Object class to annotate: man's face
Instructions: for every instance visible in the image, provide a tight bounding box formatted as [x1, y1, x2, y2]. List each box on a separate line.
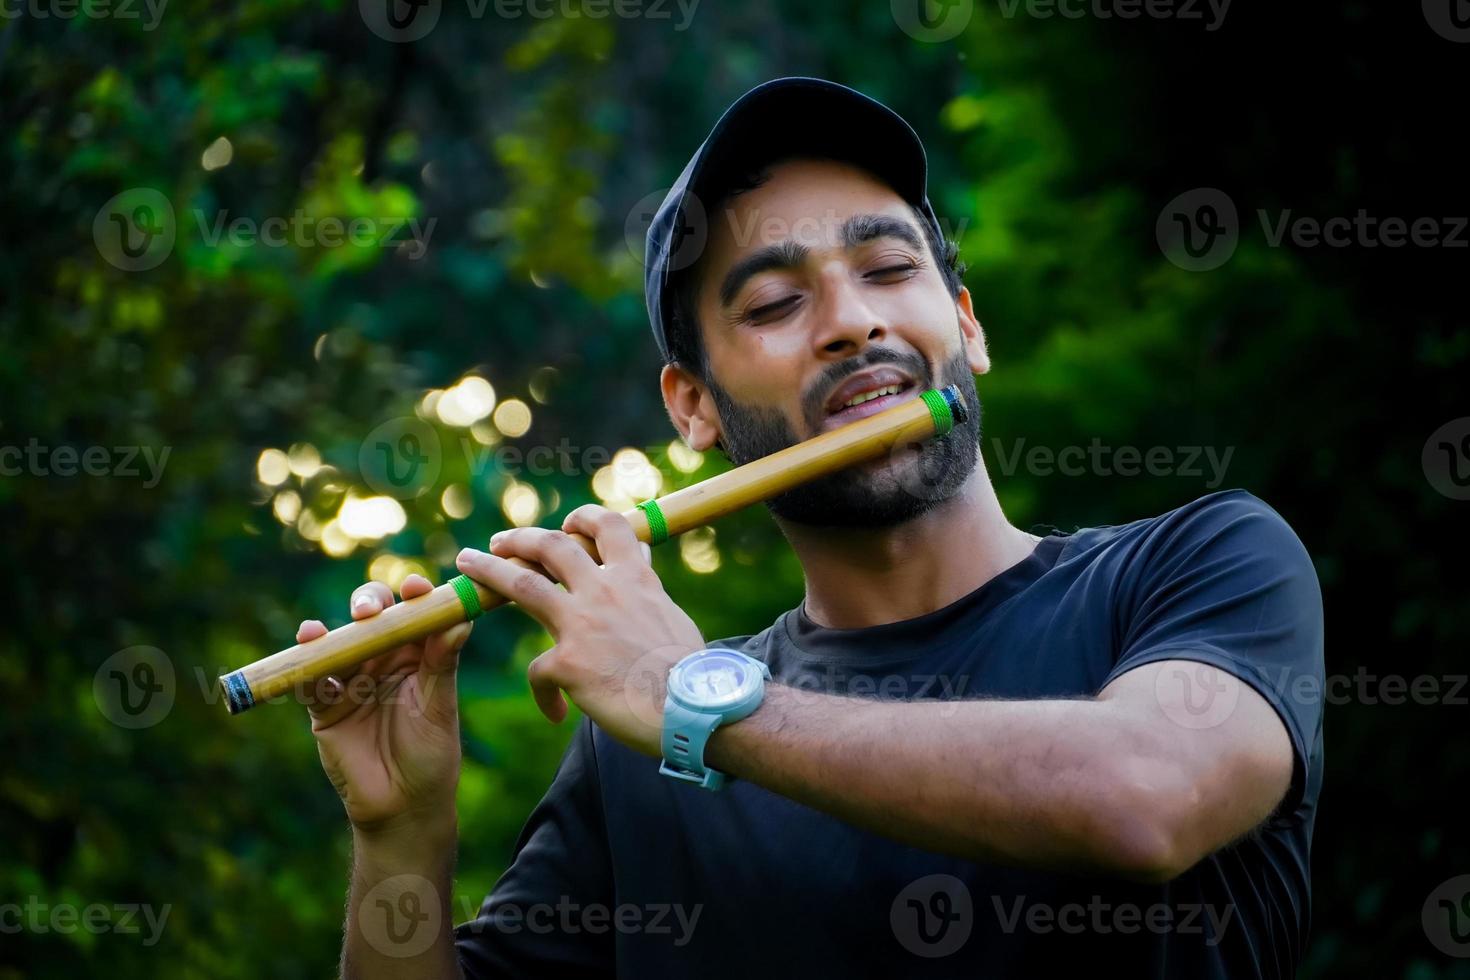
[667, 158, 990, 527]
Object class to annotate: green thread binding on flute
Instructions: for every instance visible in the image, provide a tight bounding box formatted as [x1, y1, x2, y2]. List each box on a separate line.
[919, 388, 954, 437]
[636, 499, 669, 545]
[450, 574, 483, 620]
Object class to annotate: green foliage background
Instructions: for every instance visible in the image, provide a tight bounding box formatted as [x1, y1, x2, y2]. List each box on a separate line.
[1, 2, 1464, 977]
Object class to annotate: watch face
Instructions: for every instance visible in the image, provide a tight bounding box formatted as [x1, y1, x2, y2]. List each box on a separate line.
[669, 650, 762, 710]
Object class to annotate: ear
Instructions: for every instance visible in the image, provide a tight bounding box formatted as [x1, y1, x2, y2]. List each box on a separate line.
[660, 363, 724, 451]
[954, 287, 990, 376]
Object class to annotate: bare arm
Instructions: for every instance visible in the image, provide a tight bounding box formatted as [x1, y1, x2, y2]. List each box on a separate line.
[343, 818, 463, 979]
[705, 658, 1294, 882]
[298, 576, 473, 980]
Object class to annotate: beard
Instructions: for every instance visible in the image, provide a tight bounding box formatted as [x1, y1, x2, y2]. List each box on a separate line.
[705, 344, 981, 528]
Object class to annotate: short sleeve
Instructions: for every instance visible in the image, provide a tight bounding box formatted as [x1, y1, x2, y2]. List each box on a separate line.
[454, 718, 615, 979]
[1102, 491, 1325, 819]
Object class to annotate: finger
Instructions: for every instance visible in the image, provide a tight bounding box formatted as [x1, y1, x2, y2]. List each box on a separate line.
[399, 573, 433, 601]
[417, 620, 472, 726]
[456, 547, 566, 631]
[350, 581, 396, 619]
[296, 619, 368, 691]
[562, 504, 644, 568]
[296, 619, 328, 644]
[640, 542, 652, 565]
[488, 527, 601, 592]
[526, 650, 569, 724]
[305, 673, 368, 728]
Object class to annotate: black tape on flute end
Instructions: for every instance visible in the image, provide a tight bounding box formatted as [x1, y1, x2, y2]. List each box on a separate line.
[221, 671, 255, 714]
[939, 384, 968, 426]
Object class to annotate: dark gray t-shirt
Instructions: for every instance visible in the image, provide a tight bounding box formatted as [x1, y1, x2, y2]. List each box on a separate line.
[455, 490, 1324, 978]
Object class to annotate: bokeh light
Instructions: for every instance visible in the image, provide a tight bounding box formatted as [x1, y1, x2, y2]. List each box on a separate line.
[501, 481, 541, 527]
[493, 398, 532, 437]
[680, 526, 720, 574]
[441, 484, 473, 519]
[436, 375, 496, 427]
[337, 493, 408, 539]
[256, 448, 290, 485]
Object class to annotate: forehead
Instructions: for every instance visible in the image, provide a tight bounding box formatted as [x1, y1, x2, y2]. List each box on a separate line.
[700, 158, 919, 267]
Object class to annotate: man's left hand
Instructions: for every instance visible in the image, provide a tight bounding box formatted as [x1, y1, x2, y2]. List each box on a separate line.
[454, 504, 704, 757]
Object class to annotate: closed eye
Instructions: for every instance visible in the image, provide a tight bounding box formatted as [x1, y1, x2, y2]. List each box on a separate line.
[746, 295, 801, 323]
[867, 262, 918, 280]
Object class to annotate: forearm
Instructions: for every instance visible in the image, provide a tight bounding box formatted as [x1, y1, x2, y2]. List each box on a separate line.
[342, 818, 464, 980]
[704, 686, 1189, 880]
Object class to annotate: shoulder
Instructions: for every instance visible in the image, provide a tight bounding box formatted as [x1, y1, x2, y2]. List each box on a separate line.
[1068, 489, 1316, 580]
[704, 616, 796, 667]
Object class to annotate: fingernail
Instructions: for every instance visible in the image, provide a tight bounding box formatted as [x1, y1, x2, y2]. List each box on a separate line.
[352, 594, 373, 610]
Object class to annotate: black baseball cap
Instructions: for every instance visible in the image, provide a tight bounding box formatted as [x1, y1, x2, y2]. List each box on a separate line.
[642, 76, 945, 363]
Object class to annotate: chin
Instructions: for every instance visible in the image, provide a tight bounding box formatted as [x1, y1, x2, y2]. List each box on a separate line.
[768, 437, 974, 528]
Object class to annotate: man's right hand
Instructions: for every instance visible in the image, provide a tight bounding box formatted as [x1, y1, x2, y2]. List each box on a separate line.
[300, 575, 472, 978]
[298, 574, 473, 840]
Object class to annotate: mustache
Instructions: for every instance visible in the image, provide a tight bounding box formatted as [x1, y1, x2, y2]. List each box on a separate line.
[800, 347, 934, 425]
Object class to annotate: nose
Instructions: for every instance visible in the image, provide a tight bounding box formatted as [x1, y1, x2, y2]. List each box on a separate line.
[809, 268, 888, 359]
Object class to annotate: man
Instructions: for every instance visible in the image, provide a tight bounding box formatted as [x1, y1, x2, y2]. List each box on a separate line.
[302, 78, 1323, 978]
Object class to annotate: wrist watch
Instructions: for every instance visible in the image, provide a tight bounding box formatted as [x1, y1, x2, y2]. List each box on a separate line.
[658, 648, 770, 791]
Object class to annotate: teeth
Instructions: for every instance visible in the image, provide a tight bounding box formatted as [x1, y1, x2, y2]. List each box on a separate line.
[841, 384, 903, 409]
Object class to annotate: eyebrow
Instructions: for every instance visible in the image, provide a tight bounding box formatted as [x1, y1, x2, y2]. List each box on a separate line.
[716, 212, 927, 308]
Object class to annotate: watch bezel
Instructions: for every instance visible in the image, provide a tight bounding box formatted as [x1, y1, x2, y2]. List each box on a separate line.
[666, 649, 764, 711]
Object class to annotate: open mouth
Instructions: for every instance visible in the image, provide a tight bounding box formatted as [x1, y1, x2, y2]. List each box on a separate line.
[821, 370, 921, 429]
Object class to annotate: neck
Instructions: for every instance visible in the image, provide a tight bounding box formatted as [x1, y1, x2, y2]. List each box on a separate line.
[775, 457, 1036, 630]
